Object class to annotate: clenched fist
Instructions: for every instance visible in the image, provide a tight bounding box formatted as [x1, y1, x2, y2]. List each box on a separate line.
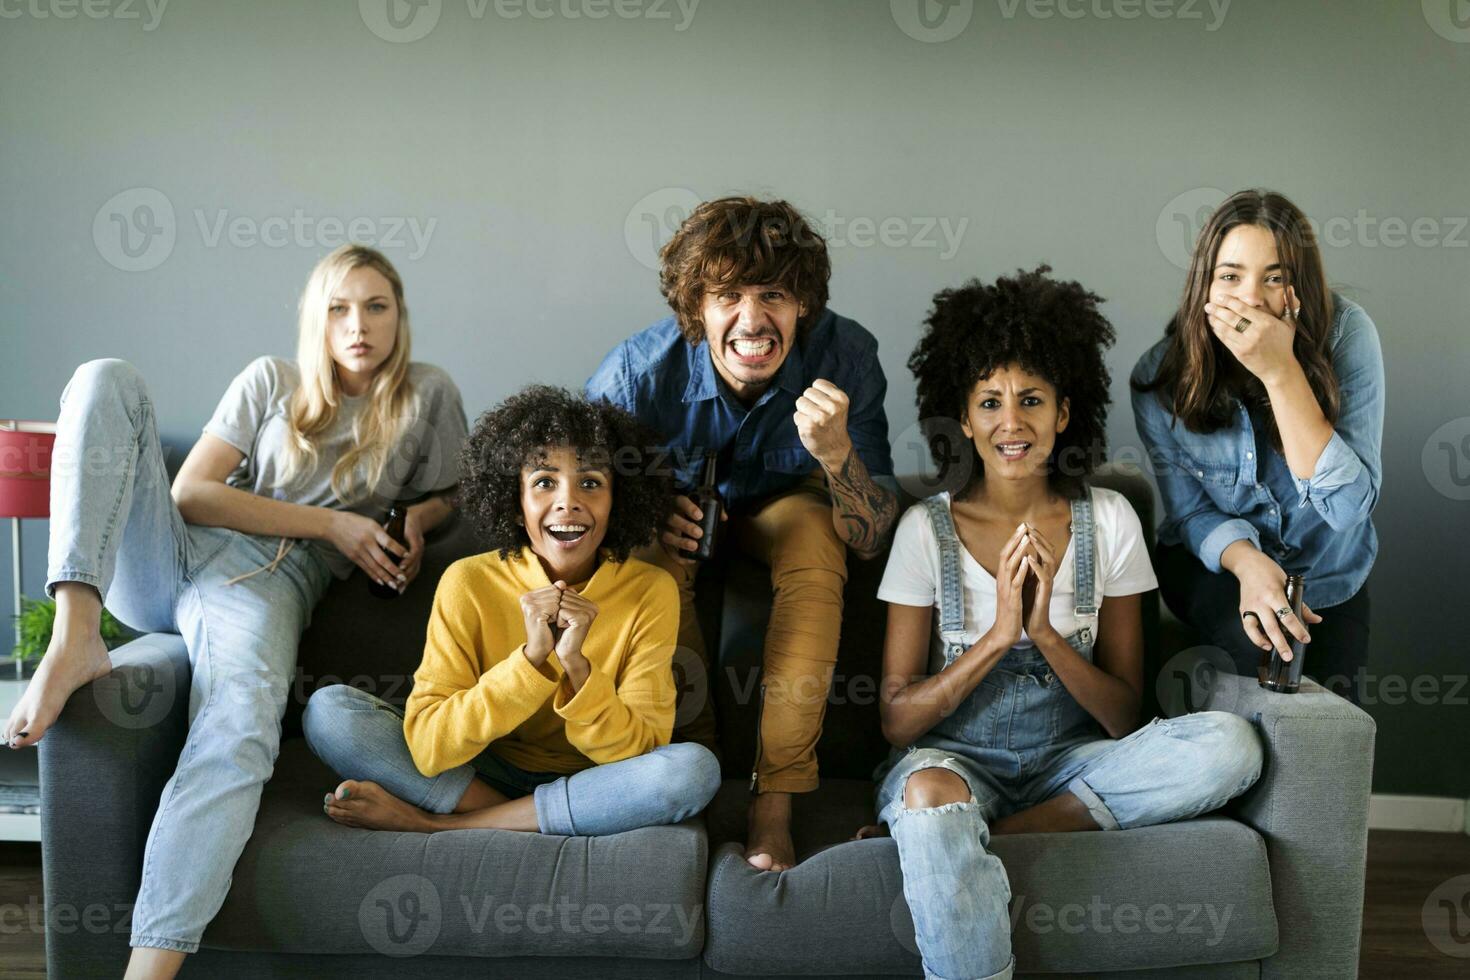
[794, 378, 854, 471]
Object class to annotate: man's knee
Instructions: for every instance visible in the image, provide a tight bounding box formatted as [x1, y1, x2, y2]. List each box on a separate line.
[903, 766, 972, 810]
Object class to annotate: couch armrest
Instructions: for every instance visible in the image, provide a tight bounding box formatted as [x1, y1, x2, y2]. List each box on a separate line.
[1164, 649, 1376, 980]
[39, 632, 190, 979]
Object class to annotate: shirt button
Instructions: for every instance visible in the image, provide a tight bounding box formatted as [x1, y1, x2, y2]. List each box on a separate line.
[1246, 452, 1254, 460]
[1269, 507, 1277, 514]
[1196, 470, 1204, 478]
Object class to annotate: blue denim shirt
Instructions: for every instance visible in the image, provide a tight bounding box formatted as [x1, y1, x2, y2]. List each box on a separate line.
[1130, 295, 1384, 607]
[585, 309, 894, 510]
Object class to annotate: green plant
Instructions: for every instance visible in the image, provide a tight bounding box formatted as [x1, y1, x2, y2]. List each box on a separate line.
[11, 595, 128, 663]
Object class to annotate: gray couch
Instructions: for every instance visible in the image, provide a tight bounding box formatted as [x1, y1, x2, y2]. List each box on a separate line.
[39, 469, 1376, 978]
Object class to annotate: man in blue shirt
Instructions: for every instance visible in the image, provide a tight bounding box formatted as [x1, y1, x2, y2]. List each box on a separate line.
[587, 196, 897, 872]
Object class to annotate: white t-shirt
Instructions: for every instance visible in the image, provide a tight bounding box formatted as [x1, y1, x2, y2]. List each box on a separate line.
[877, 487, 1159, 648]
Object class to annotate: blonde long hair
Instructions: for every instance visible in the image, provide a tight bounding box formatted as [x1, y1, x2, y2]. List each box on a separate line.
[276, 244, 415, 504]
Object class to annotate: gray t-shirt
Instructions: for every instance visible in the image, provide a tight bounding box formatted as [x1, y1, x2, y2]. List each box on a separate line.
[203, 356, 469, 579]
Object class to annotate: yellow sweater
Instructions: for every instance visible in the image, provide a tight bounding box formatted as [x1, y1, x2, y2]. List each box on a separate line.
[403, 547, 680, 777]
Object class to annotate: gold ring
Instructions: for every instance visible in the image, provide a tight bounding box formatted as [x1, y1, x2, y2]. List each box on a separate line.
[1234, 316, 1252, 333]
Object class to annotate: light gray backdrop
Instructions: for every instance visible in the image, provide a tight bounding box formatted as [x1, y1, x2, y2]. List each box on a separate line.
[2, 0, 1466, 797]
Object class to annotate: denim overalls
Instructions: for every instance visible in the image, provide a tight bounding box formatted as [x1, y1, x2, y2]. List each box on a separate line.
[920, 490, 1101, 764]
[875, 489, 1103, 810]
[871, 487, 1266, 980]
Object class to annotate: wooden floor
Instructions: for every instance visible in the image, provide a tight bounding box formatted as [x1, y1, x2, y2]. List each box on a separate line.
[1, 831, 1466, 977]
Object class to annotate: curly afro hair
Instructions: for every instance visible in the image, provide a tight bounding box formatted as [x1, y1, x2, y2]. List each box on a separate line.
[908, 265, 1116, 499]
[459, 385, 672, 562]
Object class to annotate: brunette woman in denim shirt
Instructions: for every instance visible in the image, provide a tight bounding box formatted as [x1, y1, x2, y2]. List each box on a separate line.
[1132, 189, 1385, 701]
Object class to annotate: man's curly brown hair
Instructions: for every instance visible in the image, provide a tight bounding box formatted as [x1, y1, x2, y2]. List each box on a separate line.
[659, 196, 831, 344]
[459, 385, 672, 561]
[908, 265, 1116, 499]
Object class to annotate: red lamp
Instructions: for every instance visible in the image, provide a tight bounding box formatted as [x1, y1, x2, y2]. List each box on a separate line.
[1, 421, 56, 677]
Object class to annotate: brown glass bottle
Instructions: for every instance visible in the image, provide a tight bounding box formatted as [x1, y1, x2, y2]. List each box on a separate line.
[689, 452, 722, 561]
[1258, 574, 1306, 693]
[369, 503, 408, 599]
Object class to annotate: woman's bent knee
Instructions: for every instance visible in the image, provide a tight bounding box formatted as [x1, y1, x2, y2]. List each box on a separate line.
[1181, 711, 1264, 800]
[903, 766, 972, 810]
[69, 358, 144, 400]
[658, 742, 722, 812]
[302, 684, 363, 753]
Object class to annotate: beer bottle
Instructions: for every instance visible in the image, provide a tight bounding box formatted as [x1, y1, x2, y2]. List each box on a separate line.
[689, 452, 722, 562]
[1259, 574, 1307, 693]
[369, 503, 409, 599]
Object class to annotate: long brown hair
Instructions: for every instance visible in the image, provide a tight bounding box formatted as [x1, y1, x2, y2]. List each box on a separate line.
[1133, 189, 1339, 449]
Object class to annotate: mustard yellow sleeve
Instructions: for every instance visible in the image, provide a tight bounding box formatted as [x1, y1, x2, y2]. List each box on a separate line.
[403, 564, 558, 776]
[552, 570, 679, 764]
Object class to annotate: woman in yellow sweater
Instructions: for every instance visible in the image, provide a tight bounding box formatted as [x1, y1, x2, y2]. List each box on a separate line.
[303, 385, 721, 835]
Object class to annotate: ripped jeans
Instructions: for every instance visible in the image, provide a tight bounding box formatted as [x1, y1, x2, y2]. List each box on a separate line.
[874, 711, 1264, 980]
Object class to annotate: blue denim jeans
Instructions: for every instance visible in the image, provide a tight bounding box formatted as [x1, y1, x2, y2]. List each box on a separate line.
[303, 684, 722, 836]
[45, 360, 334, 953]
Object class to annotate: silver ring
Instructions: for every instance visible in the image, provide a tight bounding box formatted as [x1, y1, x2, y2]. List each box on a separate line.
[1234, 316, 1252, 333]
[1276, 606, 1291, 619]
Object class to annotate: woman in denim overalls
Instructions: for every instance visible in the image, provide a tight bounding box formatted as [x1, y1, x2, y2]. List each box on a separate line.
[867, 268, 1264, 980]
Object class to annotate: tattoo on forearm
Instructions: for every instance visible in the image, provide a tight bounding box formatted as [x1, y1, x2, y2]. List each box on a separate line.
[826, 450, 898, 557]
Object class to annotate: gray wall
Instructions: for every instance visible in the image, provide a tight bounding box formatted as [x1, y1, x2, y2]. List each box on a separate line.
[2, 0, 1466, 796]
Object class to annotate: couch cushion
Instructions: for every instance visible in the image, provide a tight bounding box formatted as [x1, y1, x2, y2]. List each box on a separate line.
[200, 740, 708, 960]
[702, 779, 1277, 976]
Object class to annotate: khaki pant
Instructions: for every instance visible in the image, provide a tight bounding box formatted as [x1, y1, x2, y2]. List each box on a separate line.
[638, 472, 847, 795]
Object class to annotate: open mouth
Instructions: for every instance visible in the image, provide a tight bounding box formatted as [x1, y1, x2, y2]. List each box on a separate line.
[727, 336, 778, 367]
[544, 523, 590, 546]
[995, 441, 1032, 461]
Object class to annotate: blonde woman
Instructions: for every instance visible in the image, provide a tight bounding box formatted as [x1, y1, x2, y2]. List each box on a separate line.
[4, 244, 467, 979]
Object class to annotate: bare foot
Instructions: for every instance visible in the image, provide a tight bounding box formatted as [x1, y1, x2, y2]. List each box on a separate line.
[744, 792, 796, 872]
[323, 780, 434, 833]
[5, 625, 112, 749]
[851, 822, 889, 841]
